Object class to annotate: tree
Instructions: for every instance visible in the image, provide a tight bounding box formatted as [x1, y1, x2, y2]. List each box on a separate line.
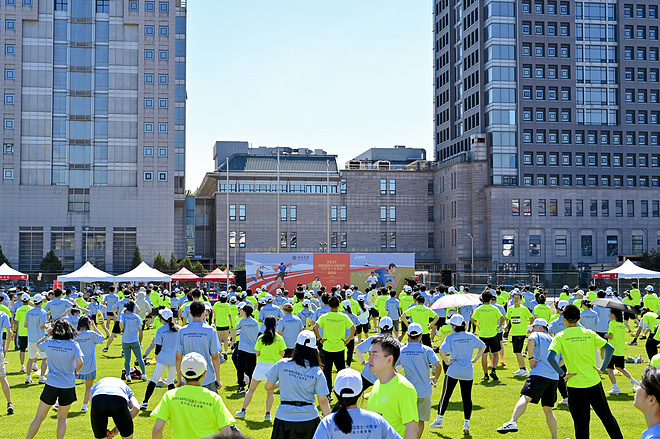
[641, 250, 660, 271]
[153, 252, 169, 272]
[40, 250, 63, 273]
[131, 246, 143, 269]
[179, 257, 207, 276]
[168, 252, 180, 272]
[0, 244, 10, 267]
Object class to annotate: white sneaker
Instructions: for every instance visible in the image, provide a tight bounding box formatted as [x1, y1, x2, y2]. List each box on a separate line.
[81, 404, 88, 413]
[38, 376, 47, 384]
[25, 376, 33, 384]
[140, 402, 148, 411]
[32, 363, 39, 372]
[512, 369, 524, 376]
[497, 421, 519, 433]
[429, 417, 443, 428]
[52, 402, 59, 412]
[560, 398, 568, 404]
[463, 421, 470, 435]
[608, 387, 621, 394]
[141, 374, 148, 381]
[264, 413, 271, 421]
[519, 369, 529, 377]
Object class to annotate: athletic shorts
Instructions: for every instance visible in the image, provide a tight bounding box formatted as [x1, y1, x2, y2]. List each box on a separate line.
[369, 308, 379, 318]
[91, 394, 133, 439]
[512, 335, 526, 353]
[271, 417, 320, 439]
[171, 309, 179, 318]
[90, 315, 97, 324]
[40, 384, 77, 406]
[417, 395, 433, 421]
[596, 332, 608, 340]
[28, 342, 47, 360]
[495, 332, 503, 345]
[112, 321, 121, 334]
[106, 312, 114, 318]
[521, 375, 558, 406]
[480, 335, 500, 353]
[78, 371, 97, 380]
[434, 317, 446, 329]
[253, 362, 276, 381]
[607, 355, 625, 369]
[391, 320, 400, 332]
[18, 335, 28, 352]
[356, 323, 369, 335]
[216, 326, 230, 331]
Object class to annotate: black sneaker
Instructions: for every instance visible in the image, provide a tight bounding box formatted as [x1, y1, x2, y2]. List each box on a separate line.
[629, 340, 638, 346]
[223, 353, 228, 361]
[490, 370, 499, 380]
[237, 387, 246, 394]
[482, 375, 490, 381]
[7, 403, 13, 415]
[641, 335, 648, 340]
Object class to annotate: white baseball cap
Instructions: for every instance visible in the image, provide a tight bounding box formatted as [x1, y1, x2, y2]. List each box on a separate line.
[266, 295, 274, 302]
[346, 290, 353, 296]
[302, 299, 310, 306]
[296, 330, 317, 349]
[21, 293, 30, 302]
[448, 286, 456, 293]
[647, 285, 655, 291]
[448, 314, 465, 326]
[528, 318, 549, 332]
[404, 285, 412, 292]
[32, 294, 44, 304]
[576, 290, 584, 296]
[408, 323, 424, 336]
[159, 309, 173, 320]
[342, 300, 351, 310]
[562, 285, 569, 290]
[180, 352, 207, 380]
[276, 289, 282, 295]
[379, 316, 393, 330]
[334, 368, 362, 398]
[356, 294, 365, 301]
[557, 300, 569, 310]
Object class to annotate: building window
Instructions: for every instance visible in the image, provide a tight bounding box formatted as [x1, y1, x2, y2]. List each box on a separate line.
[550, 199, 558, 216]
[95, 0, 109, 12]
[229, 204, 236, 221]
[503, 235, 515, 257]
[633, 235, 644, 255]
[158, 74, 168, 84]
[389, 232, 396, 248]
[145, 25, 155, 36]
[524, 199, 532, 216]
[157, 171, 167, 181]
[290, 232, 297, 248]
[5, 45, 15, 55]
[340, 232, 347, 248]
[239, 231, 246, 248]
[129, 1, 138, 10]
[616, 200, 623, 217]
[627, 200, 635, 217]
[3, 168, 13, 180]
[606, 235, 618, 256]
[538, 199, 546, 215]
[19, 227, 43, 271]
[158, 122, 168, 133]
[380, 232, 387, 249]
[340, 178, 346, 194]
[144, 122, 154, 133]
[237, 204, 246, 221]
[146, 1, 155, 11]
[331, 232, 338, 249]
[290, 205, 296, 221]
[3, 143, 14, 154]
[5, 19, 16, 29]
[280, 232, 287, 249]
[4, 94, 14, 105]
[145, 73, 154, 84]
[144, 146, 154, 157]
[5, 70, 15, 80]
[427, 179, 434, 195]
[555, 235, 567, 257]
[144, 171, 153, 181]
[340, 205, 347, 221]
[529, 235, 541, 256]
[331, 205, 337, 221]
[564, 199, 572, 216]
[428, 232, 434, 249]
[4, 119, 14, 130]
[159, 26, 169, 36]
[144, 98, 154, 108]
[280, 205, 287, 221]
[380, 206, 387, 222]
[158, 50, 169, 60]
[642, 200, 649, 217]
[158, 98, 168, 108]
[145, 49, 155, 60]
[512, 198, 520, 216]
[581, 235, 593, 257]
[389, 206, 396, 222]
[159, 1, 168, 12]
[158, 147, 168, 157]
[428, 206, 434, 222]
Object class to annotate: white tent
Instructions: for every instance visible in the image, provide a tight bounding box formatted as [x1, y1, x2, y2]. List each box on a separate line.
[114, 261, 171, 282]
[593, 259, 660, 279]
[56, 261, 116, 282]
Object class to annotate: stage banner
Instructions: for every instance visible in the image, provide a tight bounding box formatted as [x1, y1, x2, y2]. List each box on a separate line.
[246, 253, 414, 294]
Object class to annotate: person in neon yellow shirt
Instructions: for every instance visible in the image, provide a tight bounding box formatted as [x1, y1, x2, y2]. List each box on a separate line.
[559, 286, 571, 303]
[228, 296, 239, 350]
[152, 352, 234, 438]
[644, 285, 659, 314]
[631, 282, 642, 309]
[213, 293, 232, 359]
[547, 304, 623, 439]
[375, 288, 389, 321]
[533, 294, 553, 321]
[235, 315, 286, 420]
[506, 291, 534, 377]
[403, 294, 439, 347]
[605, 309, 639, 394]
[470, 290, 504, 381]
[13, 294, 31, 373]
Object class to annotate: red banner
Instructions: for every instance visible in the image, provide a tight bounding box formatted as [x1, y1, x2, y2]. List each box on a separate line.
[593, 273, 618, 279]
[313, 253, 350, 287]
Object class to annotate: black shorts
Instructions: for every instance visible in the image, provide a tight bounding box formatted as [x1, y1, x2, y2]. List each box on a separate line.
[356, 323, 369, 335]
[521, 375, 558, 406]
[271, 417, 320, 439]
[434, 317, 446, 329]
[171, 309, 179, 318]
[90, 315, 97, 324]
[40, 384, 77, 406]
[112, 321, 121, 334]
[607, 355, 625, 369]
[216, 326, 230, 331]
[369, 308, 379, 318]
[91, 394, 133, 439]
[596, 332, 608, 340]
[624, 311, 636, 321]
[18, 335, 28, 352]
[480, 336, 500, 353]
[106, 311, 114, 318]
[512, 335, 526, 353]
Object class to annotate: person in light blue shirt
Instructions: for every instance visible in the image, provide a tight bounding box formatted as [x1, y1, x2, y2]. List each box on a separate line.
[74, 316, 105, 412]
[26, 319, 84, 439]
[634, 366, 660, 439]
[0, 309, 14, 415]
[259, 301, 284, 332]
[24, 294, 48, 384]
[354, 317, 394, 391]
[496, 318, 559, 438]
[594, 303, 612, 337]
[277, 304, 304, 357]
[298, 302, 315, 330]
[169, 290, 180, 318]
[580, 301, 600, 332]
[430, 314, 486, 431]
[119, 301, 146, 381]
[176, 300, 222, 392]
[90, 377, 140, 439]
[384, 291, 401, 338]
[522, 288, 536, 312]
[273, 289, 290, 308]
[235, 304, 260, 393]
[102, 287, 119, 321]
[396, 323, 442, 437]
[312, 294, 331, 322]
[43, 289, 73, 321]
[265, 330, 331, 437]
[313, 367, 401, 439]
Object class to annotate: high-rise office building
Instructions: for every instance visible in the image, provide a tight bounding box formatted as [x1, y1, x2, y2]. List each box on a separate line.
[0, 0, 186, 273]
[434, 0, 660, 272]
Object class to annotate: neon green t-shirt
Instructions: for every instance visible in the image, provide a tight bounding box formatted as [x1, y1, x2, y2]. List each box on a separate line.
[292, 302, 304, 314]
[375, 295, 388, 318]
[403, 305, 436, 334]
[651, 353, 660, 368]
[496, 294, 507, 307]
[587, 291, 597, 301]
[117, 290, 125, 299]
[559, 292, 571, 302]
[607, 319, 626, 356]
[623, 296, 636, 308]
[500, 290, 510, 303]
[471, 304, 503, 338]
[151, 385, 234, 439]
[549, 326, 606, 388]
[75, 297, 88, 309]
[246, 296, 257, 308]
[0, 305, 10, 334]
[229, 304, 239, 329]
[506, 306, 533, 337]
[15, 304, 31, 336]
[160, 296, 171, 308]
[255, 334, 286, 363]
[631, 288, 642, 304]
[367, 374, 419, 438]
[644, 294, 660, 313]
[258, 291, 267, 299]
[213, 302, 231, 327]
[348, 298, 360, 315]
[533, 304, 553, 322]
[399, 293, 414, 313]
[317, 312, 354, 352]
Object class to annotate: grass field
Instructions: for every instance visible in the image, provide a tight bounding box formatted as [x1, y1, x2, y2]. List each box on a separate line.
[1, 326, 651, 439]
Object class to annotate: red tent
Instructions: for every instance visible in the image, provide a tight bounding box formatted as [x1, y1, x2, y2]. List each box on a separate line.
[0, 263, 28, 280]
[204, 268, 235, 281]
[171, 267, 201, 282]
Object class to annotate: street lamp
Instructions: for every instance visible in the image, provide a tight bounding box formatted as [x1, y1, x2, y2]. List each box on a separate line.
[467, 233, 474, 275]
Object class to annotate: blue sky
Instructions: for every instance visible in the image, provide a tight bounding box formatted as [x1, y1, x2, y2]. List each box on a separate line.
[186, 1, 433, 191]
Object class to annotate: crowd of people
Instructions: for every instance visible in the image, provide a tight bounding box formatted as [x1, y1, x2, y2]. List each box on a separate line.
[1, 279, 660, 438]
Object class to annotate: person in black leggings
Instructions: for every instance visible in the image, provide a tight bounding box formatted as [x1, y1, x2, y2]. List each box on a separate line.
[90, 377, 139, 439]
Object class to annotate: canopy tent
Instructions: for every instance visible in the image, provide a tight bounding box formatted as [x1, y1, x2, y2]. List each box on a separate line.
[171, 267, 201, 282]
[204, 268, 235, 281]
[56, 261, 116, 282]
[593, 259, 660, 292]
[114, 261, 171, 282]
[0, 263, 28, 280]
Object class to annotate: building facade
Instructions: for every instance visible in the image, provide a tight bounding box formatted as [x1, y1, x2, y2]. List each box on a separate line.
[0, 0, 186, 273]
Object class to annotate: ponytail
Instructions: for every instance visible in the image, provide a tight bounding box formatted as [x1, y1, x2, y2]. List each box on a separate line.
[333, 393, 360, 434]
[261, 315, 277, 345]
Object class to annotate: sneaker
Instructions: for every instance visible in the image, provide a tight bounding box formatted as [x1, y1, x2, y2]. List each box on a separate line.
[25, 376, 33, 384]
[482, 375, 490, 381]
[237, 387, 246, 394]
[518, 369, 529, 377]
[264, 413, 271, 421]
[31, 363, 39, 372]
[81, 404, 88, 413]
[126, 375, 132, 383]
[102, 347, 108, 352]
[641, 335, 648, 340]
[429, 417, 443, 428]
[234, 409, 246, 419]
[38, 376, 47, 384]
[608, 387, 621, 394]
[463, 422, 470, 435]
[156, 379, 166, 388]
[512, 369, 524, 376]
[501, 359, 507, 366]
[141, 374, 148, 381]
[559, 398, 568, 404]
[7, 403, 13, 415]
[19, 366, 25, 373]
[53, 402, 59, 412]
[629, 340, 638, 346]
[140, 402, 148, 411]
[490, 370, 499, 380]
[497, 421, 519, 434]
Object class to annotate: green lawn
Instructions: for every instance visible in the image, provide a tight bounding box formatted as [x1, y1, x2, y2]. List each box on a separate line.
[1, 327, 650, 438]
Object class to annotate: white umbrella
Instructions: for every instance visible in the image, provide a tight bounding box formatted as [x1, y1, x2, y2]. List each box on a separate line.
[430, 293, 482, 309]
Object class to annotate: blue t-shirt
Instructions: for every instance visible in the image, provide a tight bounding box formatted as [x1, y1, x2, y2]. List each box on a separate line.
[40, 339, 84, 388]
[642, 422, 660, 439]
[0, 311, 11, 334]
[91, 377, 134, 401]
[170, 296, 179, 310]
[579, 309, 599, 332]
[458, 305, 475, 324]
[522, 291, 535, 311]
[528, 332, 559, 380]
[119, 312, 142, 343]
[25, 307, 48, 343]
[312, 305, 330, 322]
[65, 314, 81, 329]
[298, 308, 314, 326]
[549, 317, 568, 336]
[75, 330, 104, 375]
[176, 321, 221, 386]
[431, 293, 446, 318]
[273, 296, 290, 308]
[594, 306, 611, 333]
[439, 331, 485, 381]
[277, 314, 304, 349]
[395, 342, 440, 398]
[356, 336, 379, 384]
[87, 301, 103, 317]
[265, 358, 329, 422]
[259, 304, 284, 332]
[385, 298, 400, 321]
[44, 297, 73, 320]
[104, 293, 119, 314]
[155, 325, 180, 366]
[237, 317, 260, 353]
[313, 408, 402, 439]
[493, 303, 506, 333]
